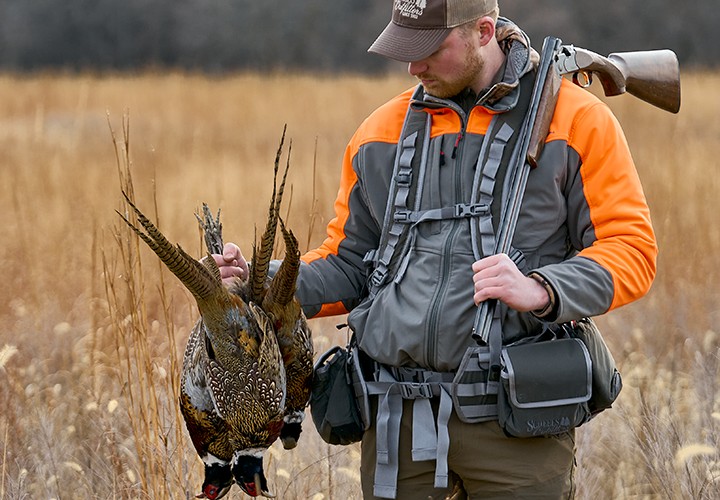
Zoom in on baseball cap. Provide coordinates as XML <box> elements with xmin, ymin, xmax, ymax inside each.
<box><xmin>368</xmin><ymin>0</ymin><xmax>499</xmax><ymax>62</ymax></box>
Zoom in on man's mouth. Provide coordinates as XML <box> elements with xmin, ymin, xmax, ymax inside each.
<box><xmin>418</xmin><ymin>75</ymin><xmax>438</xmax><ymax>87</ymax></box>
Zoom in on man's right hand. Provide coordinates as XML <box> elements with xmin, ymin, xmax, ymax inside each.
<box><xmin>211</xmin><ymin>242</ymin><xmax>249</xmax><ymax>286</ymax></box>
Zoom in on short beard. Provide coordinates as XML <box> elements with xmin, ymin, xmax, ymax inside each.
<box><xmin>422</xmin><ymin>43</ymin><xmax>484</xmax><ymax>99</ymax></box>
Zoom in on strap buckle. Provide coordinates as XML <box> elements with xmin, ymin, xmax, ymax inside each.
<box><xmin>394</xmin><ymin>210</ymin><xmax>411</xmax><ymax>223</ymax></box>
<box><xmin>369</xmin><ymin>268</ymin><xmax>387</xmax><ymax>288</ymax></box>
<box><xmin>395</xmin><ymin>170</ymin><xmax>412</xmax><ymax>186</ymax></box>
<box><xmin>399</xmin><ymin>382</ymin><xmax>433</xmax><ymax>399</ymax></box>
<box><xmin>454</xmin><ymin>203</ymin><xmax>489</xmax><ymax>218</ymax></box>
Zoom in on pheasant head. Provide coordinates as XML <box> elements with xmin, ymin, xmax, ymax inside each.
<box><xmin>196</xmin><ymin>462</ymin><xmax>233</xmax><ymax>499</ymax></box>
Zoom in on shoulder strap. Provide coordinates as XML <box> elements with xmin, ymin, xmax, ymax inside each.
<box><xmin>365</xmin><ymin>85</ymin><xmax>430</xmax><ymax>297</ymax></box>
<box><xmin>470</xmin><ymin>72</ymin><xmax>537</xmax><ymax>262</ymax></box>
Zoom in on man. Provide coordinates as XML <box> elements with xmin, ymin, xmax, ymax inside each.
<box><xmin>215</xmin><ymin>1</ymin><xmax>657</xmax><ymax>498</ymax></box>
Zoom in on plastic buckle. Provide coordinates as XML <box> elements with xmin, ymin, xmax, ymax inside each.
<box><xmin>394</xmin><ymin>211</ymin><xmax>411</xmax><ymax>223</ymax></box>
<box><xmin>454</xmin><ymin>203</ymin><xmax>488</xmax><ymax>218</ymax></box>
<box><xmin>400</xmin><ymin>382</ymin><xmax>433</xmax><ymax>399</ymax></box>
<box><xmin>370</xmin><ymin>269</ymin><xmax>387</xmax><ymax>288</ymax></box>
<box><xmin>396</xmin><ymin>171</ymin><xmax>412</xmax><ymax>186</ymax></box>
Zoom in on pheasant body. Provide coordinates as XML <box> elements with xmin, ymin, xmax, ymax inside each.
<box><xmin>262</xmin><ymin>222</ymin><xmax>314</xmax><ymax>449</ymax></box>
<box><xmin>119</xmin><ymin>129</ymin><xmax>311</xmax><ymax>498</ymax></box>
<box><xmin>120</xmin><ymin>195</ymin><xmax>286</xmax><ymax>499</ymax></box>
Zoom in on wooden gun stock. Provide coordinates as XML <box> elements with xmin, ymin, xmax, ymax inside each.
<box><xmin>528</xmin><ymin>42</ymin><xmax>681</xmax><ymax>168</ymax></box>
<box><xmin>557</xmin><ymin>46</ymin><xmax>681</xmax><ymax>114</ymax></box>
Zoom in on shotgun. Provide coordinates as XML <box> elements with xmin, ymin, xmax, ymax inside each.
<box><xmin>528</xmin><ymin>41</ymin><xmax>681</xmax><ymax>166</ymax></box>
<box><xmin>556</xmin><ymin>45</ymin><xmax>681</xmax><ymax>114</ymax></box>
<box><xmin>473</xmin><ymin>37</ymin><xmax>681</xmax><ymax>345</ymax></box>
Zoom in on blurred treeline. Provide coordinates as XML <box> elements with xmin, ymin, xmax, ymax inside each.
<box><xmin>0</xmin><ymin>0</ymin><xmax>715</xmax><ymax>73</ymax></box>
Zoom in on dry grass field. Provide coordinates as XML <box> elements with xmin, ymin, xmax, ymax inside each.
<box><xmin>0</xmin><ymin>69</ymin><xmax>718</xmax><ymax>499</ymax></box>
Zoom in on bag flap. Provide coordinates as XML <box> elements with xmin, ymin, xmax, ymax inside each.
<box><xmin>501</xmin><ymin>338</ymin><xmax>591</xmax><ymax>409</ymax></box>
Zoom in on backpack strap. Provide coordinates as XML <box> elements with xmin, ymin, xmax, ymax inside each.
<box><xmin>364</xmin><ymin>85</ymin><xmax>430</xmax><ymax>298</ymax></box>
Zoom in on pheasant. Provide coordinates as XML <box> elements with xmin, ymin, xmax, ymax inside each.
<box><xmin>238</xmin><ymin>132</ymin><xmax>314</xmax><ymax>450</ymax></box>
<box><xmin>263</xmin><ymin>218</ymin><xmax>314</xmax><ymax>450</ymax></box>
<box><xmin>178</xmin><ymin>321</ymin><xmax>234</xmax><ymax>500</ymax></box>
<box><xmin>119</xmin><ymin>194</ymin><xmax>286</xmax><ymax>499</ymax></box>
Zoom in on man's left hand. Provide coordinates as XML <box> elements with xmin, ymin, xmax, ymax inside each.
<box><xmin>471</xmin><ymin>253</ymin><xmax>549</xmax><ymax>312</ymax></box>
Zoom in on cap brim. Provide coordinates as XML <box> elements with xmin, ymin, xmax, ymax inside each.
<box><xmin>368</xmin><ymin>21</ymin><xmax>452</xmax><ymax>62</ymax></box>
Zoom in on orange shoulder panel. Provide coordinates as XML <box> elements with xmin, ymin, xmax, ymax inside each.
<box><xmin>551</xmin><ymin>80</ymin><xmax>657</xmax><ymax>309</ymax></box>
<box><xmin>302</xmin><ymin>87</ymin><xmax>413</xmax><ymax>264</ymax></box>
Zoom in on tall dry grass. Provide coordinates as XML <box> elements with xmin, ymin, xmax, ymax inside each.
<box><xmin>0</xmin><ymin>69</ymin><xmax>718</xmax><ymax>499</ymax></box>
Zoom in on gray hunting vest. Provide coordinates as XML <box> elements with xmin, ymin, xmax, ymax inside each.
<box><xmin>360</xmin><ymin>72</ymin><xmax>536</xmax><ymax>499</ymax></box>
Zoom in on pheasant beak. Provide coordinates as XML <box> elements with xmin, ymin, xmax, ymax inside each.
<box><xmin>196</xmin><ymin>482</ymin><xmax>232</xmax><ymax>500</ymax></box>
<box><xmin>239</xmin><ymin>480</ymin><xmax>258</xmax><ymax>497</ymax></box>
<box><xmin>238</xmin><ymin>472</ymin><xmax>275</xmax><ymax>498</ymax></box>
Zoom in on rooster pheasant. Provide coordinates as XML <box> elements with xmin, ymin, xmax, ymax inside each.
<box><xmin>119</xmin><ymin>195</ymin><xmax>286</xmax><ymax>499</ymax></box>
<box><xmin>118</xmin><ymin>130</ymin><xmax>313</xmax><ymax>498</ymax></box>
<box><xmin>239</xmin><ymin>136</ymin><xmax>314</xmax><ymax>450</ymax></box>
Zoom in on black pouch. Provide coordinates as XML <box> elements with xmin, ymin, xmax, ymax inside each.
<box><xmin>498</xmin><ymin>337</ymin><xmax>592</xmax><ymax>438</ymax></box>
<box><xmin>567</xmin><ymin>317</ymin><xmax>623</xmax><ymax>415</ymax></box>
<box><xmin>310</xmin><ymin>344</ymin><xmax>365</xmax><ymax>445</ymax></box>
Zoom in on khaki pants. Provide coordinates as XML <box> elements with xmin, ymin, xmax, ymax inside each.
<box><xmin>360</xmin><ymin>398</ymin><xmax>575</xmax><ymax>499</ymax></box>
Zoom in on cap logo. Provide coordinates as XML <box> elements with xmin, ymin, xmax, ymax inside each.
<box><xmin>394</xmin><ymin>0</ymin><xmax>427</xmax><ymax>21</ymax></box>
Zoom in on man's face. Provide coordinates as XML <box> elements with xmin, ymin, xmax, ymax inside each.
<box><xmin>408</xmin><ymin>27</ymin><xmax>483</xmax><ymax>99</ymax></box>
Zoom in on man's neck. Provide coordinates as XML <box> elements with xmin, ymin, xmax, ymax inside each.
<box><xmin>472</xmin><ymin>41</ymin><xmax>506</xmax><ymax>94</ymax></box>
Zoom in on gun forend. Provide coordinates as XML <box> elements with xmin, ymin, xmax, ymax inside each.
<box><xmin>556</xmin><ymin>45</ymin><xmax>681</xmax><ymax>114</ymax></box>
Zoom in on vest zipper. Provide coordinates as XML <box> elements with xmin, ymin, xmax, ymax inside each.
<box><xmin>426</xmin><ymin>110</ymin><xmax>468</xmax><ymax>367</ymax></box>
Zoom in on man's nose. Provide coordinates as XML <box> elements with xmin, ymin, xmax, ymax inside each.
<box><xmin>408</xmin><ymin>60</ymin><xmax>429</xmax><ymax>76</ymax></box>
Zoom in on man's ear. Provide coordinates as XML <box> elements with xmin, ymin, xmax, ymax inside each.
<box><xmin>476</xmin><ymin>16</ymin><xmax>496</xmax><ymax>46</ymax></box>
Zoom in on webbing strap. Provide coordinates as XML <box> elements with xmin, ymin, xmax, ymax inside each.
<box><xmin>366</xmin><ymin>100</ymin><xmax>431</xmax><ymax>297</ymax></box>
<box><xmin>370</xmin><ymin>132</ymin><xmax>416</xmax><ymax>289</ymax></box>
<box><xmin>394</xmin><ymin>203</ymin><xmax>490</xmax><ymax>224</ymax></box>
<box><xmin>471</xmin><ymin>121</ymin><xmax>515</xmax><ymax>259</ymax></box>
<box><xmin>411</xmin><ymin>398</ymin><xmax>436</xmax><ymax>460</ymax></box>
<box><xmin>434</xmin><ymin>387</ymin><xmax>453</xmax><ymax>489</ymax></box>
<box><xmin>365</xmin><ymin>368</ymin><xmax>455</xmax><ymax>499</ymax></box>
<box><xmin>374</xmin><ymin>403</ymin><xmax>402</xmax><ymax>497</ymax></box>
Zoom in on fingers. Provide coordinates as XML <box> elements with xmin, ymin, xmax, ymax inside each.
<box><xmin>222</xmin><ymin>242</ymin><xmax>243</xmax><ymax>263</ymax></box>
<box><xmin>210</xmin><ymin>242</ymin><xmax>249</xmax><ymax>283</ymax></box>
<box><xmin>472</xmin><ymin>254</ymin><xmax>508</xmax><ymax>304</ymax></box>
<box><xmin>471</xmin><ymin>253</ymin><xmax>537</xmax><ymax>309</ymax></box>
<box><xmin>472</xmin><ymin>254</ymin><xmax>517</xmax><ymax>287</ymax></box>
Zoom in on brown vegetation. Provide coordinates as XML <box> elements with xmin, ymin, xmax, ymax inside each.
<box><xmin>0</xmin><ymin>70</ymin><xmax>718</xmax><ymax>498</ymax></box>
